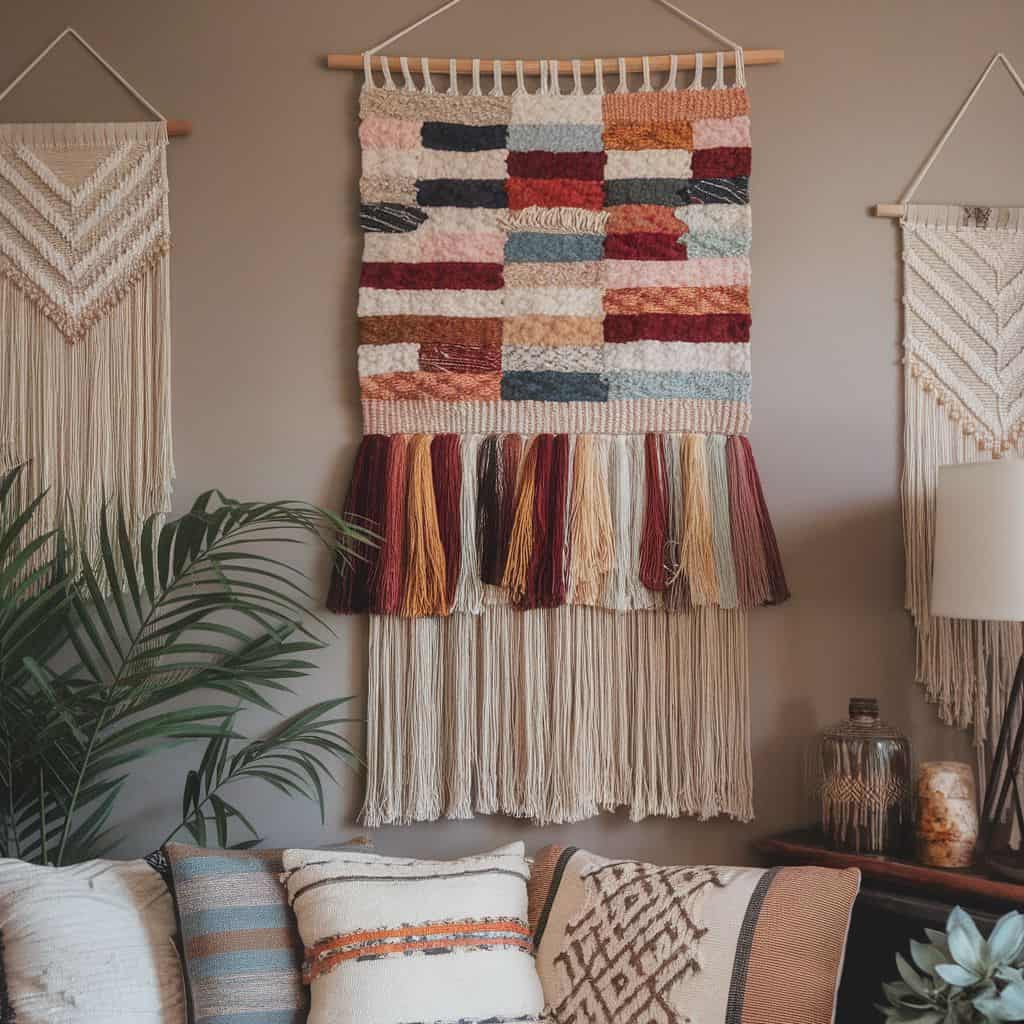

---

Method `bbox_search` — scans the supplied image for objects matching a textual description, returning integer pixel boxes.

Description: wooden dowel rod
[166,119,191,138]
[874,204,905,218]
[326,49,784,73]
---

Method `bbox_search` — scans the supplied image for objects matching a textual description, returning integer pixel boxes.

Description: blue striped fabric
[165,840,372,1024]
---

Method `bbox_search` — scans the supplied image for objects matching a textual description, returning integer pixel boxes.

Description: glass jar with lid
[820,697,911,856]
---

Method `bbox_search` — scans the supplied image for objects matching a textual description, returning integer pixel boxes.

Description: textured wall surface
[2,0,1022,863]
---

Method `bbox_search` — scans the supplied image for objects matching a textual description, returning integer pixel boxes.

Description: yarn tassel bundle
[0,122,174,566]
[336,54,789,825]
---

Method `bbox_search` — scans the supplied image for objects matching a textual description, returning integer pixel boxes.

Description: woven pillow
[282,841,545,1024]
[164,839,372,1024]
[528,846,860,1024]
[0,855,185,1024]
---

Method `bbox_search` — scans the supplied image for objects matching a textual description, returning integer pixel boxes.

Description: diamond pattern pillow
[528,845,860,1024]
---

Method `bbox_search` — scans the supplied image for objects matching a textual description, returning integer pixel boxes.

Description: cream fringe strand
[362,604,753,826]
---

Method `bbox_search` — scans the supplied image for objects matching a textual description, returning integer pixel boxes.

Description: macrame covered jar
[820,698,911,856]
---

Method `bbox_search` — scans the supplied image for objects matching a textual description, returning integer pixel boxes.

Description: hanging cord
[0,26,165,120]
[654,0,741,50]
[359,0,745,85]
[900,52,1024,204]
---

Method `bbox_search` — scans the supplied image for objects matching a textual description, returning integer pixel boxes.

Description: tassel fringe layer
[363,604,753,826]
[329,431,788,617]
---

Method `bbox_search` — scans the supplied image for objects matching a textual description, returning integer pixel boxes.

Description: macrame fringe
[330,431,788,616]
[903,375,1024,787]
[0,262,174,572]
[362,604,753,826]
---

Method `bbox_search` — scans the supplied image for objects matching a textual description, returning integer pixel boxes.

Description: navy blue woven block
[421,122,508,151]
[501,371,609,402]
[678,176,750,205]
[416,179,508,208]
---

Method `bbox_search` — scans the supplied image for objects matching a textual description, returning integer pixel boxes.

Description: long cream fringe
[0,262,174,567]
[363,604,753,826]
[903,376,1024,787]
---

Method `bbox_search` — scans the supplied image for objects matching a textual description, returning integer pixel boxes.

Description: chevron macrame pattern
[0,121,174,577]
[904,205,1024,454]
[902,204,1024,762]
[0,122,170,344]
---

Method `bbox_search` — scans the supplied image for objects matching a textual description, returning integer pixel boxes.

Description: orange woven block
[604,285,750,316]
[360,315,503,346]
[603,122,694,151]
[606,204,687,234]
[602,88,751,123]
[360,371,502,401]
[502,316,605,347]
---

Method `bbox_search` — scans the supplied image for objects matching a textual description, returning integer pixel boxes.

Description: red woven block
[505,151,607,180]
[419,342,502,373]
[603,312,751,343]
[360,262,504,290]
[691,147,752,180]
[506,178,605,211]
[604,232,687,261]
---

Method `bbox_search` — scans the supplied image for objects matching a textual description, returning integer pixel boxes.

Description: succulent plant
[882,906,1024,1023]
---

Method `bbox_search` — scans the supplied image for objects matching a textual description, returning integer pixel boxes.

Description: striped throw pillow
[282,842,545,1024]
[528,846,860,1024]
[164,840,371,1024]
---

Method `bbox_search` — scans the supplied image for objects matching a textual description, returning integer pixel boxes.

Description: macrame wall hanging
[0,29,187,564]
[876,53,1024,772]
[328,0,789,826]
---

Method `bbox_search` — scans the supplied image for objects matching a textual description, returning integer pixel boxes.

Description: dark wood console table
[755,830,1024,1023]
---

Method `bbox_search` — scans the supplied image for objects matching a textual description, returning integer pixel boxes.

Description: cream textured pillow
[0,856,185,1023]
[282,842,545,1024]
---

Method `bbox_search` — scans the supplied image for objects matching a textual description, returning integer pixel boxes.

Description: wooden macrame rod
[166,119,192,137]
[874,204,906,218]
[326,50,784,72]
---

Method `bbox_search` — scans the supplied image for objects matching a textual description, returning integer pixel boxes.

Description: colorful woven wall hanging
[0,31,174,566]
[330,49,788,826]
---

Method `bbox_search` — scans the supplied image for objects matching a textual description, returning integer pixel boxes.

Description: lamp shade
[931,458,1024,622]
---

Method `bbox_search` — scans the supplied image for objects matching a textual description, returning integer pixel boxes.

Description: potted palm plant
[0,464,372,864]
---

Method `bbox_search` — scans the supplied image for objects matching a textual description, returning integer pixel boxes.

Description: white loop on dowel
[490,59,503,95]
[899,52,1024,204]
[399,56,415,90]
[689,51,704,90]
[447,57,458,94]
[663,53,679,91]
[514,59,526,95]
[539,59,548,95]
[616,56,628,93]
[733,47,746,87]
[380,56,396,89]
[714,51,725,89]
[593,57,605,95]
[641,55,653,92]
[470,57,482,95]
[550,59,561,95]
[421,56,435,92]
[363,51,375,87]
[572,58,583,95]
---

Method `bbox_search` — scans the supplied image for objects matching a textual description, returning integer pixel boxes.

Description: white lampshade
[931,458,1024,622]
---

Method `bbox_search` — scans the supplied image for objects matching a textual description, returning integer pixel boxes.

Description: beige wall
[2,0,1021,864]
